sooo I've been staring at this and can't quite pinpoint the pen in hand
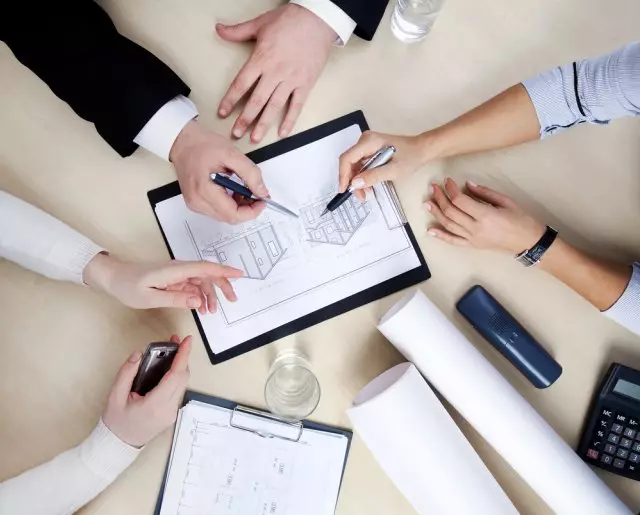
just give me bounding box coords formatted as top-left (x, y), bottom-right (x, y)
top-left (321, 145), bottom-right (397, 217)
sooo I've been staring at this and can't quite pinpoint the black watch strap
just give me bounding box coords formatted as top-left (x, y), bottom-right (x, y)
top-left (516, 226), bottom-right (558, 267)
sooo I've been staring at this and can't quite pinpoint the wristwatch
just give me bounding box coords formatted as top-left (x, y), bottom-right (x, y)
top-left (515, 226), bottom-right (558, 267)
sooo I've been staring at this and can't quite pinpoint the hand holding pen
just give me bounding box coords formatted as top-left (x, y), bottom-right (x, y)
top-left (338, 132), bottom-right (427, 201)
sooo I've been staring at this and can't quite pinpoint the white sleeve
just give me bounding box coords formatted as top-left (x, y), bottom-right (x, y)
top-left (290, 0), bottom-right (357, 45)
top-left (0, 191), bottom-right (104, 285)
top-left (133, 95), bottom-right (199, 161)
top-left (603, 262), bottom-right (640, 336)
top-left (0, 420), bottom-right (140, 515)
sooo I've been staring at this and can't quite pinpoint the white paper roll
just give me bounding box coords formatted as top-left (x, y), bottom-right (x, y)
top-left (347, 362), bottom-right (518, 515)
top-left (378, 289), bottom-right (632, 515)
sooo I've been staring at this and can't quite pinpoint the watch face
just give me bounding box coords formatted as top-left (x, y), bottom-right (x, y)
top-left (516, 252), bottom-right (536, 267)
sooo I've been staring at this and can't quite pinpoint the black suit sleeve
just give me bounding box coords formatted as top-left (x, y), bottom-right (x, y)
top-left (0, 1), bottom-right (190, 157)
top-left (331, 0), bottom-right (389, 41)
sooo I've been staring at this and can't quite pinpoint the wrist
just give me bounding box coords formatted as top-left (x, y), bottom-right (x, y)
top-left (83, 252), bottom-right (117, 293)
top-left (415, 130), bottom-right (448, 165)
top-left (169, 118), bottom-right (201, 163)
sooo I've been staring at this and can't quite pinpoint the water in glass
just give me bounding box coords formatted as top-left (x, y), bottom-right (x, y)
top-left (391, 0), bottom-right (446, 43)
top-left (264, 349), bottom-right (321, 420)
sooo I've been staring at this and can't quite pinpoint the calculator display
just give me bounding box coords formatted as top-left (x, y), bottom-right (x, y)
top-left (613, 379), bottom-right (640, 402)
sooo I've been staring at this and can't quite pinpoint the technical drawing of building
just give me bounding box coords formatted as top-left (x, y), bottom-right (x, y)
top-left (300, 195), bottom-right (370, 246)
top-left (200, 224), bottom-right (286, 280)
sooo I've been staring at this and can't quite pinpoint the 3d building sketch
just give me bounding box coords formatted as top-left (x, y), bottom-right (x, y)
top-left (192, 223), bottom-right (286, 280)
top-left (301, 195), bottom-right (371, 245)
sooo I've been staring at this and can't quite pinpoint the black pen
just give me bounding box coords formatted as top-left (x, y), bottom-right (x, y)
top-left (321, 145), bottom-right (397, 217)
top-left (209, 173), bottom-right (298, 218)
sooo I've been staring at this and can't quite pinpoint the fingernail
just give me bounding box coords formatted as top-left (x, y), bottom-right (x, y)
top-left (233, 128), bottom-right (242, 138)
top-left (424, 202), bottom-right (432, 211)
top-left (187, 297), bottom-right (201, 308)
top-left (467, 180), bottom-right (477, 187)
top-left (427, 230), bottom-right (437, 237)
top-left (279, 128), bottom-right (289, 138)
top-left (431, 184), bottom-right (437, 193)
top-left (257, 183), bottom-right (269, 196)
top-left (352, 178), bottom-right (366, 189)
top-left (128, 351), bottom-right (142, 363)
top-left (219, 108), bottom-right (228, 117)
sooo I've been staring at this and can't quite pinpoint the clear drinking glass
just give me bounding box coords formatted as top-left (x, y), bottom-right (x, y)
top-left (265, 349), bottom-right (321, 420)
top-left (391, 0), bottom-right (447, 43)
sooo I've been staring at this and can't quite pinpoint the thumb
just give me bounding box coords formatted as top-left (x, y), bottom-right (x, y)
top-left (149, 290), bottom-right (203, 310)
top-left (351, 164), bottom-right (398, 190)
top-left (111, 350), bottom-right (143, 403)
top-left (338, 134), bottom-right (386, 192)
top-left (466, 181), bottom-right (516, 209)
top-left (226, 152), bottom-right (269, 198)
top-left (216, 19), bottom-right (259, 43)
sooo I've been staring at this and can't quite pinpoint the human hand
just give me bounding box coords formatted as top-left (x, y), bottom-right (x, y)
top-left (103, 335), bottom-right (191, 448)
top-left (216, 4), bottom-right (336, 143)
top-left (338, 131), bottom-right (428, 200)
top-left (83, 253), bottom-right (243, 314)
top-left (170, 120), bottom-right (268, 223)
top-left (425, 178), bottom-right (546, 254)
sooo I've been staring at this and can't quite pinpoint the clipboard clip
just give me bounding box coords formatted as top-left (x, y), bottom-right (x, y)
top-left (229, 405), bottom-right (304, 443)
top-left (372, 181), bottom-right (407, 229)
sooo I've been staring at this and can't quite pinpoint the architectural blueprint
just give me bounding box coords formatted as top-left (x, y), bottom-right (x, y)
top-left (154, 123), bottom-right (423, 354)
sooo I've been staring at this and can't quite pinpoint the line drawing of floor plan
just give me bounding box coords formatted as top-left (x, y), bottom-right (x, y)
top-left (300, 195), bottom-right (371, 246)
top-left (185, 222), bottom-right (287, 280)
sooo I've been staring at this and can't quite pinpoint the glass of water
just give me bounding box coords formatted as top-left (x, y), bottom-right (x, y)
top-left (391, 0), bottom-right (447, 43)
top-left (265, 349), bottom-right (321, 420)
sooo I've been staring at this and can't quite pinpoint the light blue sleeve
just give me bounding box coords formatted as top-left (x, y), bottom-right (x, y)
top-left (522, 42), bottom-right (640, 138)
top-left (604, 263), bottom-right (640, 337)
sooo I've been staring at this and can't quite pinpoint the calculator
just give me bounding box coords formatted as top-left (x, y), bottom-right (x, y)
top-left (578, 363), bottom-right (640, 480)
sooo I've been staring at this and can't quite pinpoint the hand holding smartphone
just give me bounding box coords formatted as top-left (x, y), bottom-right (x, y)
top-left (131, 342), bottom-right (180, 395)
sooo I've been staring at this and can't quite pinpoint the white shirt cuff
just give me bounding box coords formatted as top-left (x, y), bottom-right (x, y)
top-left (133, 95), bottom-right (198, 161)
top-left (603, 262), bottom-right (640, 336)
top-left (290, 0), bottom-right (357, 46)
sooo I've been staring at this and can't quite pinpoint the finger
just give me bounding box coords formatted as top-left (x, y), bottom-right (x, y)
top-left (150, 290), bottom-right (203, 310)
top-left (225, 151), bottom-right (269, 198)
top-left (443, 178), bottom-right (489, 220)
top-left (425, 198), bottom-right (470, 238)
top-left (233, 76), bottom-right (280, 139)
top-left (199, 279), bottom-right (218, 314)
top-left (350, 163), bottom-right (398, 191)
top-left (466, 181), bottom-right (516, 209)
top-left (279, 87), bottom-right (308, 138)
top-left (214, 277), bottom-right (238, 302)
top-left (215, 19), bottom-right (259, 43)
top-left (218, 63), bottom-right (261, 119)
top-left (251, 83), bottom-right (293, 143)
top-left (431, 184), bottom-right (475, 231)
top-left (148, 337), bottom-right (192, 400)
top-left (169, 335), bottom-right (180, 344)
top-left (427, 227), bottom-right (471, 247)
top-left (234, 201), bottom-right (267, 223)
top-left (338, 133), bottom-right (385, 192)
top-left (151, 261), bottom-right (245, 287)
top-left (185, 182), bottom-right (240, 222)
top-left (110, 350), bottom-right (143, 404)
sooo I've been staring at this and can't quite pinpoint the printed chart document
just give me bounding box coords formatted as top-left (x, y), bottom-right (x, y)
top-left (158, 401), bottom-right (350, 515)
top-left (154, 121), bottom-right (425, 357)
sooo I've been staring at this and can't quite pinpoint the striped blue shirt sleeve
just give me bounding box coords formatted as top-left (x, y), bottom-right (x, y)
top-left (522, 42), bottom-right (640, 138)
top-left (603, 263), bottom-right (640, 337)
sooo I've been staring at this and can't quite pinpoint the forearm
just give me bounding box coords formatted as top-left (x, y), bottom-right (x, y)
top-left (0, 420), bottom-right (139, 515)
top-left (419, 84), bottom-right (541, 163)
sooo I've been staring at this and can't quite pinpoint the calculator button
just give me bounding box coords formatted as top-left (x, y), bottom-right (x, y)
top-left (595, 429), bottom-right (606, 440)
top-left (601, 409), bottom-right (613, 418)
top-left (586, 449), bottom-right (599, 460)
top-left (613, 458), bottom-right (626, 469)
top-left (630, 453), bottom-right (640, 464)
top-left (628, 417), bottom-right (639, 428)
top-left (636, 432), bottom-right (640, 442)
top-left (604, 444), bottom-right (617, 455)
top-left (621, 438), bottom-right (633, 449)
top-left (601, 454), bottom-right (613, 465)
top-left (616, 449), bottom-right (629, 459)
top-left (598, 419), bottom-right (611, 430)
top-left (616, 413), bottom-right (628, 423)
top-left (608, 434), bottom-right (621, 445)
top-left (623, 428), bottom-right (637, 439)
top-left (612, 423), bottom-right (624, 434)
top-left (633, 443), bottom-right (640, 453)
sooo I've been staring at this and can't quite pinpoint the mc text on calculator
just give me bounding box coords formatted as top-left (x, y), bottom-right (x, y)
top-left (578, 363), bottom-right (640, 480)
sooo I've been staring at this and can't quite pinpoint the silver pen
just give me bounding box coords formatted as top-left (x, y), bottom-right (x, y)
top-left (321, 145), bottom-right (396, 217)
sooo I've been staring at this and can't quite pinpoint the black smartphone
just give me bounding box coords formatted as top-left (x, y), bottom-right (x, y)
top-left (131, 342), bottom-right (179, 396)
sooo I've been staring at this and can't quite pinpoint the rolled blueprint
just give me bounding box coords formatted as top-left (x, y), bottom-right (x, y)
top-left (347, 363), bottom-right (518, 514)
top-left (378, 289), bottom-right (632, 515)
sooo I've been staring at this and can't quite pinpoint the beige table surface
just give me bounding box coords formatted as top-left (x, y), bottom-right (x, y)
top-left (1, 1), bottom-right (640, 513)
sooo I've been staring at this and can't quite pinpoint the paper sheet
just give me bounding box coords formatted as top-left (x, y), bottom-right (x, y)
top-left (159, 401), bottom-right (349, 515)
top-left (155, 124), bottom-right (421, 353)
top-left (347, 363), bottom-right (518, 514)
top-left (378, 290), bottom-right (632, 515)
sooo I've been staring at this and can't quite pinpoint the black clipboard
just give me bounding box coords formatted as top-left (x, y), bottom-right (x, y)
top-left (154, 390), bottom-right (353, 515)
top-left (148, 111), bottom-right (431, 364)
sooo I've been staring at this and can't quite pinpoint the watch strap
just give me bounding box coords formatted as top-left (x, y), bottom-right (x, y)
top-left (516, 226), bottom-right (558, 267)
